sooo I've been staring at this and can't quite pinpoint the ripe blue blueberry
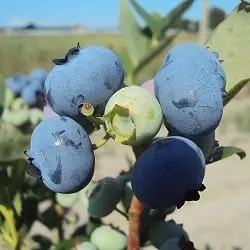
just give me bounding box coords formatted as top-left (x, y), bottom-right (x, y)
top-left (155, 42), bottom-right (225, 137)
top-left (21, 85), bottom-right (39, 105)
top-left (169, 131), bottom-right (216, 161)
top-left (25, 116), bottom-right (95, 193)
top-left (131, 136), bottom-right (206, 209)
top-left (5, 74), bottom-right (30, 95)
top-left (162, 42), bottom-right (226, 94)
top-left (30, 68), bottom-right (48, 82)
top-left (44, 43), bottom-right (124, 118)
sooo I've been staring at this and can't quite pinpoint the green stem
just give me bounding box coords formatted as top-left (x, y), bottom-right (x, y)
top-left (91, 134), bottom-right (111, 151)
top-left (80, 103), bottom-right (105, 127)
top-left (151, 36), bottom-right (160, 48)
top-left (115, 207), bottom-right (128, 220)
top-left (125, 73), bottom-right (135, 86)
top-left (86, 115), bottom-right (105, 126)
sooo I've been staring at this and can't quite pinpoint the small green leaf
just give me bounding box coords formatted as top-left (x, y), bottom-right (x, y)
top-left (223, 78), bottom-right (250, 107)
top-left (3, 88), bottom-right (15, 110)
top-left (2, 109), bottom-right (30, 126)
top-left (55, 236), bottom-right (87, 250)
top-left (32, 235), bottom-right (53, 250)
top-left (121, 183), bottom-right (133, 213)
top-left (87, 177), bottom-right (124, 218)
top-left (13, 192), bottom-right (22, 217)
top-left (133, 33), bottom-right (180, 77)
top-left (0, 205), bottom-right (18, 246)
top-left (159, 0), bottom-right (195, 38)
top-left (205, 2), bottom-right (250, 91)
top-left (139, 208), bottom-right (169, 246)
top-left (148, 220), bottom-right (189, 249)
top-left (207, 146), bottom-right (246, 164)
top-left (129, 0), bottom-right (156, 31)
top-left (120, 0), bottom-right (151, 67)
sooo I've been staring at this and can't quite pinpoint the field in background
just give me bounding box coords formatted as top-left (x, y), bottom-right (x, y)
top-left (0, 32), bottom-right (198, 83)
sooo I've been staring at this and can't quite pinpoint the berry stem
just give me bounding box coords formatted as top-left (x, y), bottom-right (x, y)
top-left (127, 145), bottom-right (148, 250)
top-left (127, 196), bottom-right (144, 250)
top-left (91, 133), bottom-right (111, 150)
top-left (85, 115), bottom-right (105, 126)
top-left (81, 102), bottom-right (105, 126)
top-left (115, 207), bottom-right (129, 220)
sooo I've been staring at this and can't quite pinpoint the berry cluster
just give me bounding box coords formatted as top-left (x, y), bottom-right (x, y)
top-left (5, 68), bottom-right (48, 106)
top-left (25, 42), bottom-right (226, 210)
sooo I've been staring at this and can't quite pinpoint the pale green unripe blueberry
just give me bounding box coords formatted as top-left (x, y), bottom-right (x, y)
top-left (104, 86), bottom-right (163, 146)
top-left (78, 241), bottom-right (97, 250)
top-left (90, 226), bottom-right (127, 250)
top-left (56, 192), bottom-right (79, 208)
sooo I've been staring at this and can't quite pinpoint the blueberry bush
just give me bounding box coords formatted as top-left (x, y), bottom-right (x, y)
top-left (0, 0), bottom-right (249, 250)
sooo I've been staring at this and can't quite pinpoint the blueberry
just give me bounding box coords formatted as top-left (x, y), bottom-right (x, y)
top-left (5, 74), bottom-right (30, 95)
top-left (25, 116), bottom-right (95, 193)
top-left (131, 136), bottom-right (206, 209)
top-left (162, 42), bottom-right (226, 93)
top-left (21, 85), bottom-right (38, 105)
top-left (44, 44), bottom-right (124, 118)
top-left (169, 131), bottom-right (216, 161)
top-left (30, 68), bottom-right (48, 82)
top-left (104, 86), bottom-right (163, 146)
top-left (31, 79), bottom-right (44, 92)
top-left (155, 43), bottom-right (225, 137)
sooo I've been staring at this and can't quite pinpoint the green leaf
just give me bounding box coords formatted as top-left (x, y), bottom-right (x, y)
top-left (13, 192), bottom-right (22, 217)
top-left (32, 235), bottom-right (53, 250)
top-left (55, 236), bottom-right (87, 250)
top-left (0, 205), bottom-right (18, 247)
top-left (223, 78), bottom-right (250, 107)
top-left (205, 2), bottom-right (250, 91)
top-left (2, 109), bottom-right (30, 127)
top-left (129, 0), bottom-right (156, 31)
top-left (38, 205), bottom-right (59, 229)
top-left (87, 177), bottom-right (124, 218)
top-left (0, 159), bottom-right (27, 212)
top-left (139, 208), bottom-right (169, 246)
top-left (0, 75), bottom-right (5, 118)
top-left (207, 146), bottom-right (246, 164)
top-left (148, 220), bottom-right (189, 249)
top-left (3, 88), bottom-right (15, 110)
top-left (133, 33), bottom-right (180, 77)
top-left (159, 0), bottom-right (195, 37)
top-left (121, 183), bottom-right (133, 213)
top-left (120, 0), bottom-right (151, 67)
top-left (118, 48), bottom-right (134, 78)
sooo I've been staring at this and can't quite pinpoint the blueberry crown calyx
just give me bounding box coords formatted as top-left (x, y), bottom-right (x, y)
top-left (52, 42), bottom-right (81, 65)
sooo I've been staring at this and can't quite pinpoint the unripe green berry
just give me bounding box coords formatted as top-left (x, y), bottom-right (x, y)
top-left (90, 225), bottom-right (127, 250)
top-left (104, 86), bottom-right (163, 146)
top-left (78, 241), bottom-right (97, 250)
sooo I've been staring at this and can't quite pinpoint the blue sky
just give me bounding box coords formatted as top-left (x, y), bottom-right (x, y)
top-left (0, 0), bottom-right (240, 29)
